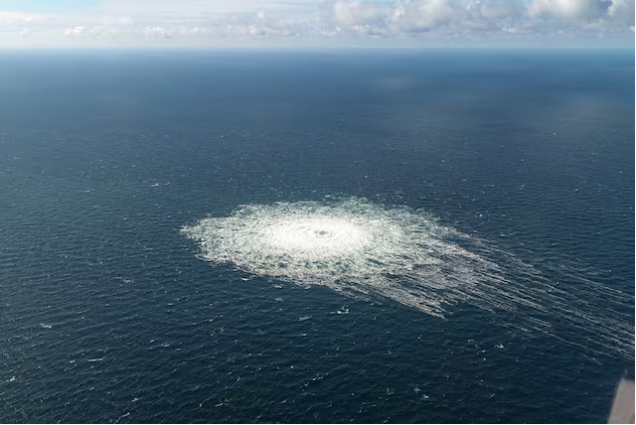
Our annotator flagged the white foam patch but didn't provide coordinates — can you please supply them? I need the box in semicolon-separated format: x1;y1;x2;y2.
183;197;634;360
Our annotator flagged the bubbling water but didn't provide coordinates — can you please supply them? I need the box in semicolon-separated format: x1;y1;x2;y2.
183;197;477;316
260;216;373;255
182;197;634;359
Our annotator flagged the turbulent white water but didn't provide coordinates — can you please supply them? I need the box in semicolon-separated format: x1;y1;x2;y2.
183;197;489;317
183;197;634;359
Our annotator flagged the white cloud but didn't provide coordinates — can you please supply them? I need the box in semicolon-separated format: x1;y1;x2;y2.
0;11;37;22
608;0;634;14
333;1;385;25
144;26;172;38
64;25;86;36
393;0;456;32
607;0;636;25
96;0;317;18
527;0;610;21
478;0;525;21
0;0;633;48
524;0;635;33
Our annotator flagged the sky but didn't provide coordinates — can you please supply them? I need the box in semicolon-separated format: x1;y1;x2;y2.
0;0;633;48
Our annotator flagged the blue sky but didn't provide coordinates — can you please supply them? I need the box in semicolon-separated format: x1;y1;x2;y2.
0;0;633;48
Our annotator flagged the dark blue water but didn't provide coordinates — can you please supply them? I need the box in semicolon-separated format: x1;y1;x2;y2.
0;50;633;423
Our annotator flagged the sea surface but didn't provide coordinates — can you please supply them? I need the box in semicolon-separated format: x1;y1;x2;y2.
0;49;634;423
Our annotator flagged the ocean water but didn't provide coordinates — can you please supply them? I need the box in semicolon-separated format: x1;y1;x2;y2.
0;50;633;423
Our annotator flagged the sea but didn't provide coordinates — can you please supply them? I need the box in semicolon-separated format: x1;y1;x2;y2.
0;49;634;423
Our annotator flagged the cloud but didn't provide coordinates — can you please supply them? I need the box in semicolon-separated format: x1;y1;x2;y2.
607;0;636;25
478;0;525;21
64;25;86;36
526;0;610;21
0;0;633;48
333;1;385;25
393;0;456;32
524;0;635;33
0;11;37;22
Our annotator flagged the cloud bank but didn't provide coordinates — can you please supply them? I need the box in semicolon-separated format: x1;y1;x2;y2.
0;0;633;48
